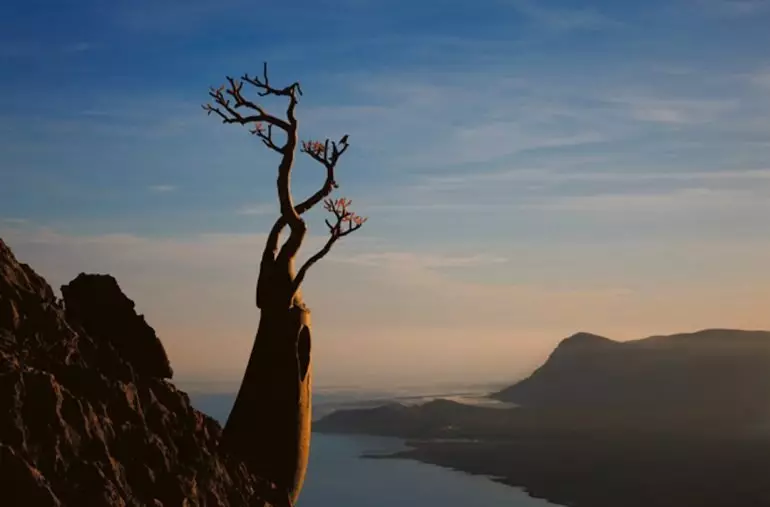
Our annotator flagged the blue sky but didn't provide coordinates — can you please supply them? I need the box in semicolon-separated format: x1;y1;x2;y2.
2;0;770;388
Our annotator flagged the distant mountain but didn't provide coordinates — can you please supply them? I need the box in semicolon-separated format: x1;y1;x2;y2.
314;328;770;507
317;328;770;439
492;329;770;419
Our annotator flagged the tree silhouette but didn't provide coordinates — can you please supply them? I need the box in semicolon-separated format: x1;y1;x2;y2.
203;63;366;506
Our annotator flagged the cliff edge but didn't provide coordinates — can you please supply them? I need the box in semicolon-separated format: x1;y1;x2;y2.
0;238;277;506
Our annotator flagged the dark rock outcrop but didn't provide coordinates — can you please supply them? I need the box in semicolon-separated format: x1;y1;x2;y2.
61;273;173;379
0;238;276;506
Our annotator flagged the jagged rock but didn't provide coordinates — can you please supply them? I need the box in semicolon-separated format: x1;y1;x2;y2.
0;445;62;507
61;273;173;380
0;238;274;506
0;239;133;382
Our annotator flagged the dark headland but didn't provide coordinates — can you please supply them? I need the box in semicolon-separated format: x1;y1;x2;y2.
316;330;770;507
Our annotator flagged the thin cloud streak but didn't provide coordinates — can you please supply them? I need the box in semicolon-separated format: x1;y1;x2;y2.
509;0;624;31
148;184;177;193
235;203;276;216
62;42;92;53
694;0;770;16
417;167;770;186
608;95;738;125
335;251;509;269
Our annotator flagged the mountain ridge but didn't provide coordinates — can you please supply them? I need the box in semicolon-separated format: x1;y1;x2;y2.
492;328;770;411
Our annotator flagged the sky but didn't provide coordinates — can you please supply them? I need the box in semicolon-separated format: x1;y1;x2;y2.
1;0;770;390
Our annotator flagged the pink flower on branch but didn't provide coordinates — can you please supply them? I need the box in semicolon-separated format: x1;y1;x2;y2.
322;197;367;238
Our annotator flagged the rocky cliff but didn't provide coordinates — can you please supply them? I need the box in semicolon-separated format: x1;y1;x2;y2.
0;238;278;506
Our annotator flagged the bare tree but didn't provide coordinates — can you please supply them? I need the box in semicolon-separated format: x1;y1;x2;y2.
203;63;366;506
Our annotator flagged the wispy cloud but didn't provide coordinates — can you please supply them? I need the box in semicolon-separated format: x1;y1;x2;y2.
528;187;762;213
2;218;28;225
311;61;768;177
695;0;770;15
608;95;737;125
440;124;608;165
148;184;176;193
2;102;199;142
358;203;513;214
509;0;623;31
0;43;35;59
0;41;92;59
418;167;770;187
235;203;276;216
749;69;770;88
337;251;508;269
377;165;770;219
110;0;256;35
62;42;91;53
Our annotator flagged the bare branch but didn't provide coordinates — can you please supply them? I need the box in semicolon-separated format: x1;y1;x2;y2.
224;76;269;115
250;123;284;154
203;81;290;132
242;62;303;99
295;134;350;214
290;235;336;300
205;64;307;233
323;197;366;237
300;135;349;171
273;133;351;264
202;62;305;135
242;62;303;126
290;197;366;296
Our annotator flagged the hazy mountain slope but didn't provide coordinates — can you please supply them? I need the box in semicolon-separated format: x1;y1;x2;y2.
493;329;770;419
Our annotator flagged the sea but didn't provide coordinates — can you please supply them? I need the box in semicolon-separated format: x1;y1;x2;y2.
188;384;563;507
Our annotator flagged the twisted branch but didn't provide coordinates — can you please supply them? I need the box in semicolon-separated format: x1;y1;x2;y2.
290;198;366;296
202;62;302;131
250;123;284;154
271;133;352;262
243;62;303;126
204;63;368;306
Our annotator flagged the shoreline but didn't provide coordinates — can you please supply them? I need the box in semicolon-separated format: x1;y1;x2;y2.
385;451;571;507
357;434;770;507
305;432;571;507
363;446;567;507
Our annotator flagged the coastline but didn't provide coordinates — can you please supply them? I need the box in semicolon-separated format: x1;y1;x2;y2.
302;433;566;507
362;442;566;507
362;435;770;507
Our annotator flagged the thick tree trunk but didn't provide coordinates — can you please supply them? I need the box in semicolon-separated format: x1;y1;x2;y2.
221;305;312;504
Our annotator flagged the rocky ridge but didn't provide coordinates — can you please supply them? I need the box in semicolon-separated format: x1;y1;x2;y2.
0;238;277;506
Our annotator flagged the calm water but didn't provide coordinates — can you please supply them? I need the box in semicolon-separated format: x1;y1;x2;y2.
300;433;561;507
189;388;563;507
